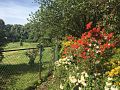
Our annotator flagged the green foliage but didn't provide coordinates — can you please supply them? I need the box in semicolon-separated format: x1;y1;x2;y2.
0;19;6;47
27;0;120;41
0;19;6;62
26;49;38;66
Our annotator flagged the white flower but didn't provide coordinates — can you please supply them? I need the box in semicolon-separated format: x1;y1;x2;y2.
84;73;88;78
81;81;87;87
55;61;61;66
76;82;79;85
107;77;113;81
110;85;118;90
65;66;68;70
80;75;85;81
96;46;99;49
78;79;81;83
81;71;86;75
94;44;96;46
104;36;107;40
81;71;88;77
94;73;97;76
75;66;79;70
60;84;64;89
108;43;110;46
87;49;90;52
69;75;77;83
95;60;100;64
94;73;101;76
68;56;73;60
67;62;71;65
89;44;92;47
105;86;109;90
79;87;82;90
96;51;99;54
106;82;112;86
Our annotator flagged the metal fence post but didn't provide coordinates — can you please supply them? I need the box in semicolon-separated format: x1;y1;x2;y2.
39;44;43;80
55;41;59;61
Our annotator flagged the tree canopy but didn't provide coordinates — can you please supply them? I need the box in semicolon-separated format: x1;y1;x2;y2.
27;0;120;42
0;19;6;47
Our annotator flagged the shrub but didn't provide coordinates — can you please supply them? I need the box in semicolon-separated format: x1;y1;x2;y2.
53;22;119;90
26;49;38;66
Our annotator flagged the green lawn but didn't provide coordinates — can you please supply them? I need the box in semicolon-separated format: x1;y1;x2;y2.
4;42;38;50
0;42;53;90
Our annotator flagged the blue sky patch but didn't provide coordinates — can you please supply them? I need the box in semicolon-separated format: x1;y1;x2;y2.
0;0;39;25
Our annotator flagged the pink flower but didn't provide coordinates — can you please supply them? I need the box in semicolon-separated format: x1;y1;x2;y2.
86;22;92;29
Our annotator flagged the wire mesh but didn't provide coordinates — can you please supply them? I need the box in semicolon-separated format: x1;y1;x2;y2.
0;47;54;90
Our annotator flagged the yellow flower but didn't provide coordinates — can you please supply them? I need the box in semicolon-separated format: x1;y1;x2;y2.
114;82;120;86
107;66;120;77
62;41;72;47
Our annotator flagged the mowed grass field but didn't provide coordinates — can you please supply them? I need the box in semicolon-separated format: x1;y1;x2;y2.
0;42;53;90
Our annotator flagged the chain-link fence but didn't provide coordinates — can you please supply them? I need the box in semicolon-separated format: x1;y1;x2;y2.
0;46;55;90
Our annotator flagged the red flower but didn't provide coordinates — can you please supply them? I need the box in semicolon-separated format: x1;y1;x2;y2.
81;32;87;39
87;32;92;38
107;33;113;40
77;39;84;45
86;22;92;29
96;27;100;32
80;51;87;59
104;43;111;49
63;48;68;54
92;27;97;32
66;35;74;40
71;44;79;49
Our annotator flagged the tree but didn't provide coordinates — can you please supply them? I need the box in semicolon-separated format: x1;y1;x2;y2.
10;24;24;42
0;19;6;62
0;19;6;46
28;0;120;42
4;24;13;42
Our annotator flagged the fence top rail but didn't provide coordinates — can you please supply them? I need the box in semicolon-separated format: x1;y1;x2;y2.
0;48;38;52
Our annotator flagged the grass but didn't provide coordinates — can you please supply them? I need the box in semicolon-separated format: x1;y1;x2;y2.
0;42;53;90
4;42;38;50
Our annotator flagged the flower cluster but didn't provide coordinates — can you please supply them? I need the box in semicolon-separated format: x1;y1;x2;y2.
106;66;120;77
68;71;89;90
105;77;118;90
55;56;72;66
53;21;119;90
62;22;116;63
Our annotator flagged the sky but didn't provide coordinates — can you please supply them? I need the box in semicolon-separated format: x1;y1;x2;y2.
0;0;39;25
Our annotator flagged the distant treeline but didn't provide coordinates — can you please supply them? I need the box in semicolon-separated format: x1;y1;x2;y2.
0;19;38;45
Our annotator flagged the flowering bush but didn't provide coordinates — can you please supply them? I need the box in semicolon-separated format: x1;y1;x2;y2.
105;48;120;88
53;22;119;90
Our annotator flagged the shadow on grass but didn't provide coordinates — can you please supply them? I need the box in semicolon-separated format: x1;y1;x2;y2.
0;62;50;90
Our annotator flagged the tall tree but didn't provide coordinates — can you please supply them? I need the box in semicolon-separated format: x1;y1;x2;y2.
10;24;24;42
0;19;6;46
4;24;13;42
28;0;120;40
0;19;6;62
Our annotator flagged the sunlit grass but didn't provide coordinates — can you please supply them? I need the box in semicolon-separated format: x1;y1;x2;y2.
0;42;53;90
